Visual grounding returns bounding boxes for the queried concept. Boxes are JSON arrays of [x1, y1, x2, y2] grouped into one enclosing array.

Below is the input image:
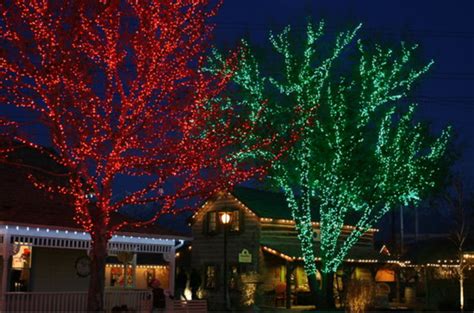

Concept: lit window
[[205, 210, 242, 234], [206, 211, 217, 234], [230, 210, 240, 232], [205, 264, 218, 289]]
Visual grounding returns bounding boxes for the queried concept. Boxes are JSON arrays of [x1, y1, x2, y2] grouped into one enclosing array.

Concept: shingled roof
[[260, 237, 386, 261], [232, 186, 319, 220], [231, 186, 364, 226]]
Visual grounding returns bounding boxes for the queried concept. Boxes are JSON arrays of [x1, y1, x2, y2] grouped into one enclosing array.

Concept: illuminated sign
[[12, 245, 32, 269]]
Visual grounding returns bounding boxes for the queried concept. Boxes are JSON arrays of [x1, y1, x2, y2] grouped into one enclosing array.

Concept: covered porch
[[0, 222, 184, 312], [259, 242, 400, 309]]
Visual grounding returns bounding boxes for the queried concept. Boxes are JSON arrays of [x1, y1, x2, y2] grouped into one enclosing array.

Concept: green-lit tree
[[213, 21, 451, 307]]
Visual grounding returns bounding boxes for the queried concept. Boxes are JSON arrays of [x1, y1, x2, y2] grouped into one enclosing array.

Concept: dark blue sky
[[214, 0, 474, 184]]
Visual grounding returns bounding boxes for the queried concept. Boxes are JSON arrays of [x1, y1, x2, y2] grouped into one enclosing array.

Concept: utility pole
[[220, 212, 231, 311], [400, 205, 404, 255], [415, 205, 419, 246]]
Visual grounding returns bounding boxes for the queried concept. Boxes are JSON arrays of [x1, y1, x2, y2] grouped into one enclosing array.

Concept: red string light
[[0, 0, 292, 239]]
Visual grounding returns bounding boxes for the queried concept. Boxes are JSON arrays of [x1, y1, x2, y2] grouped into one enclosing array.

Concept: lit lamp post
[[220, 211, 232, 310]]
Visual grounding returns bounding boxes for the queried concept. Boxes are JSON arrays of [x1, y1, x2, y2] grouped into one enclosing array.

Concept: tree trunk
[[306, 272, 319, 308], [87, 228, 109, 312], [320, 271, 335, 310], [342, 266, 355, 311]]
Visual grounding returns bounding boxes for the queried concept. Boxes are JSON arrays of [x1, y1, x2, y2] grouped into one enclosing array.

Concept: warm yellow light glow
[[106, 264, 168, 269], [220, 212, 231, 225], [463, 253, 474, 260], [375, 269, 395, 282]]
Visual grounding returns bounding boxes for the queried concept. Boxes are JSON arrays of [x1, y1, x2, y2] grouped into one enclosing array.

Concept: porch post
[[165, 248, 176, 297], [285, 261, 293, 309], [131, 253, 137, 288], [1, 234, 11, 313]]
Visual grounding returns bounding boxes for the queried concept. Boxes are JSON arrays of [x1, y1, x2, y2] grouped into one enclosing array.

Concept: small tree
[[444, 178, 473, 312], [225, 20, 451, 307], [0, 1, 292, 310]]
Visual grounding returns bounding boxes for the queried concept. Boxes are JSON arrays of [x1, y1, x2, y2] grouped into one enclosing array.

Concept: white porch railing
[[5, 289, 152, 312], [105, 289, 152, 312]]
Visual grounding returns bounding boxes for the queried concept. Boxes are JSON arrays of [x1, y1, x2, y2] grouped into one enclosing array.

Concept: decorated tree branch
[[0, 1, 294, 310], [229, 21, 451, 306]]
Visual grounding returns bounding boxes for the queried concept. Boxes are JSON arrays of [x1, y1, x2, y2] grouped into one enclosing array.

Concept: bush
[[345, 280, 375, 313]]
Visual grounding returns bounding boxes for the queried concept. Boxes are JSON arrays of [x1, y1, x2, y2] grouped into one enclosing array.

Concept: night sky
[[2, 1, 472, 233], [5, 0, 472, 182], [203, 0, 473, 238], [215, 0, 474, 185]]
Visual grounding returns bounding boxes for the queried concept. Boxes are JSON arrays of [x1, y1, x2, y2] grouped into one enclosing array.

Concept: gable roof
[[231, 186, 317, 220], [230, 186, 366, 227]]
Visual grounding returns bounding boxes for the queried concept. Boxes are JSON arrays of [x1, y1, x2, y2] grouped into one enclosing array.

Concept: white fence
[[5, 289, 152, 312]]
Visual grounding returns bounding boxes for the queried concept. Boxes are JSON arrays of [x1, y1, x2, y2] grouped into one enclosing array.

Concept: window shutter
[[202, 212, 208, 235]]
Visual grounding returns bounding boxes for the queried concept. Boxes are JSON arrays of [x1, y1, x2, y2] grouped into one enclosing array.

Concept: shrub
[[345, 280, 375, 313]]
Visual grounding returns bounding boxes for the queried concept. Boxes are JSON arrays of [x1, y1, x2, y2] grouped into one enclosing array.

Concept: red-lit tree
[[0, 1, 293, 310], [0, 119, 18, 159]]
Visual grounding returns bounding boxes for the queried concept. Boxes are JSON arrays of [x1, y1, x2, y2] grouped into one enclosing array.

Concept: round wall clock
[[75, 255, 91, 277]]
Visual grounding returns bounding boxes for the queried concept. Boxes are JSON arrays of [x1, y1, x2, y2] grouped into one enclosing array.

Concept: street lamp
[[220, 211, 232, 310], [221, 212, 231, 225]]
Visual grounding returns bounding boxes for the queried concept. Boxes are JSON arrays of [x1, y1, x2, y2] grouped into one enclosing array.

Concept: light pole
[[220, 211, 231, 310]]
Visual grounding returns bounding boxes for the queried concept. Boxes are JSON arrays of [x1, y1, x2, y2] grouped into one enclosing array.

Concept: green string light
[[223, 20, 451, 277]]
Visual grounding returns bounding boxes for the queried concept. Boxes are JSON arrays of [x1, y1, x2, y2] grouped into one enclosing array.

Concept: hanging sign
[[238, 249, 252, 263]]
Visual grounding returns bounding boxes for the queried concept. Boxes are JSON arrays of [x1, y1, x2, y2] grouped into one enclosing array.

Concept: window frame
[[204, 211, 219, 235], [203, 263, 219, 290], [228, 209, 242, 233], [204, 208, 243, 235]]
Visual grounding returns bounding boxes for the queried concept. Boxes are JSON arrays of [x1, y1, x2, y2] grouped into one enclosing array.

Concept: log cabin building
[[189, 187, 396, 309]]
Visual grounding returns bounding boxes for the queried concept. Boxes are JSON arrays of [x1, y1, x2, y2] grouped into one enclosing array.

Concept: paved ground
[[261, 306, 317, 312], [207, 306, 323, 312], [209, 306, 420, 312]]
